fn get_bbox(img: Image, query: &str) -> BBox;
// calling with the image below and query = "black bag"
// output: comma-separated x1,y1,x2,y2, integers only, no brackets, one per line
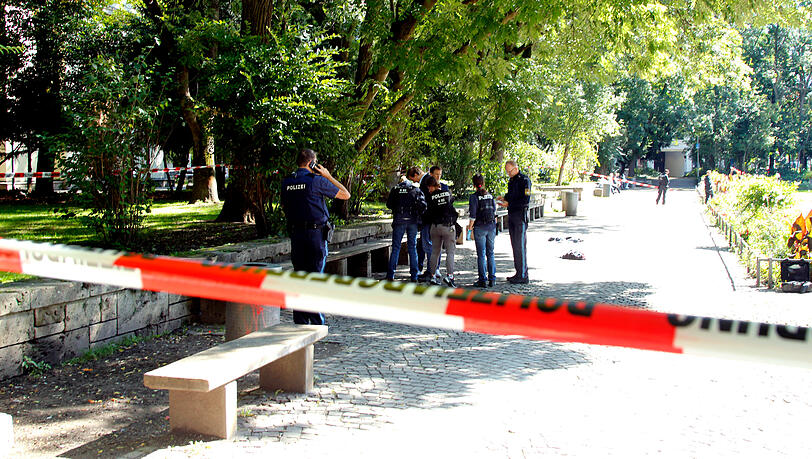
323,221,335,243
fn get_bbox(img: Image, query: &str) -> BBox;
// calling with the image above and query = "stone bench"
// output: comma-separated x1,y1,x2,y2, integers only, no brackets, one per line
493,197,546,231
144,324,328,439
537,185,584,201
278,239,391,277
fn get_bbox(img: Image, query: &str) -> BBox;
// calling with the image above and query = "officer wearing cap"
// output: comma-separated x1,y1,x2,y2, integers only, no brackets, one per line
385,167,427,282
281,148,350,324
497,160,532,284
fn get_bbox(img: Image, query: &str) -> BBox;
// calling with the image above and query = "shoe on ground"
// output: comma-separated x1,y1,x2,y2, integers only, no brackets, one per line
410,277,418,283
417,272,429,282
508,277,529,284
488,279,495,287
443,275,457,288
507,274,518,281
429,277,441,286
471,280,487,288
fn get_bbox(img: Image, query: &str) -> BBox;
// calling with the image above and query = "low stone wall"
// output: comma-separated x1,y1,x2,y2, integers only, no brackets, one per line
0,220,393,380
0,280,194,380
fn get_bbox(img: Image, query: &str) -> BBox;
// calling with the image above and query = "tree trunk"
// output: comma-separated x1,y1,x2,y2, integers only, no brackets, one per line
556,143,570,186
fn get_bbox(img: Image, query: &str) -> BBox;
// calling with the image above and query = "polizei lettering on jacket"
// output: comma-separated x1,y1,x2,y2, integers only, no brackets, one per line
286,183,307,191
432,190,451,204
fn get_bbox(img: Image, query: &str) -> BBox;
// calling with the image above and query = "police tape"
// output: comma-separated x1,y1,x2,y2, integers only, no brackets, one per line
0,165,230,180
1,237,810,368
148,164,230,174
588,172,657,189
730,166,745,175
1,172,61,179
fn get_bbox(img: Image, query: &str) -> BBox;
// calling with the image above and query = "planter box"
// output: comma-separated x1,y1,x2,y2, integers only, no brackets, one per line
780,259,810,282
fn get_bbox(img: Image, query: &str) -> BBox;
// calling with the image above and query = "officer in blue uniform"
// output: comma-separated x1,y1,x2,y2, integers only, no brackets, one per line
416,165,448,280
467,174,497,288
281,148,350,324
497,160,531,284
386,167,427,282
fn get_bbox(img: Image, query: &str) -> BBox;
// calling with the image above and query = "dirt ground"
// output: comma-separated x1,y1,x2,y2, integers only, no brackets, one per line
1,325,254,458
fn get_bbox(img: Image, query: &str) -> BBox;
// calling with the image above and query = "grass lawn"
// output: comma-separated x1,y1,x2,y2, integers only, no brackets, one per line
0,199,231,283
0,200,225,244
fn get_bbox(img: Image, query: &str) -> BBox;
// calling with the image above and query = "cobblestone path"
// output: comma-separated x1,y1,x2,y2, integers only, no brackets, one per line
143,188,812,458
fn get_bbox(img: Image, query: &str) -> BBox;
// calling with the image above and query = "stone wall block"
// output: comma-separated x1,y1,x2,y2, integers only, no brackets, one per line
0,343,32,380
86,283,121,297
168,293,188,305
100,294,116,322
0,288,30,316
117,290,168,335
0,312,34,348
169,300,194,321
90,320,117,343
36,327,90,363
28,280,88,309
34,322,65,339
65,296,102,331
34,304,65,327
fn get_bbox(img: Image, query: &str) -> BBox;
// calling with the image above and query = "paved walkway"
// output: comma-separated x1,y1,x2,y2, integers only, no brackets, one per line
144,187,812,458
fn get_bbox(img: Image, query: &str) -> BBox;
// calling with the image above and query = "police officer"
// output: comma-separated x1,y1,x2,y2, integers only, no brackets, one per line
497,160,531,284
424,175,457,287
467,174,497,288
416,165,448,280
386,167,427,282
281,148,350,324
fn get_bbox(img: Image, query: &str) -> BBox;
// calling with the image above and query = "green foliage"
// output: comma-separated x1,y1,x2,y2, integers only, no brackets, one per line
708,171,797,259
729,174,796,218
21,356,51,378
57,53,168,249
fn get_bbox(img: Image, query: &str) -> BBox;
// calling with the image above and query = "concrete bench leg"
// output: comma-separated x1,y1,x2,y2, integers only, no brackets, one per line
325,258,348,276
371,246,390,273
260,344,314,394
348,252,372,277
169,381,237,439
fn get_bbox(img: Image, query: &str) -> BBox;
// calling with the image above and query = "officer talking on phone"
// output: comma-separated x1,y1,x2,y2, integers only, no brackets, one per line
281,148,350,324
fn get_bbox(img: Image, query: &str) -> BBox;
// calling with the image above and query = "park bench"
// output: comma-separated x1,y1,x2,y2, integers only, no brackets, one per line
144,324,328,439
537,185,584,201
277,239,391,277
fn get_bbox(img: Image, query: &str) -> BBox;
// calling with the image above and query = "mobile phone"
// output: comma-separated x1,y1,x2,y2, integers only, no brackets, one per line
309,160,320,174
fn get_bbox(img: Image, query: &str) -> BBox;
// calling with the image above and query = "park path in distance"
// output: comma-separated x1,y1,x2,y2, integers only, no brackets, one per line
136,187,812,458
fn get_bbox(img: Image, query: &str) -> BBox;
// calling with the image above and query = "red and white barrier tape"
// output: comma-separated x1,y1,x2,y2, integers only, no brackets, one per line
730,166,745,175
1,165,230,179
148,164,230,174
1,172,61,179
588,172,657,189
0,238,810,368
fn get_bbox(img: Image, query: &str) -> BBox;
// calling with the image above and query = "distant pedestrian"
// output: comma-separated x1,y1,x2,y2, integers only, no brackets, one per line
385,167,427,282
703,173,713,204
468,174,497,288
281,148,350,325
656,169,670,205
497,160,532,284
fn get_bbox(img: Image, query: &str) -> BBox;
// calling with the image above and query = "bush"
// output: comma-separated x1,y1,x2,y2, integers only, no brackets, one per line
708,171,797,260
58,55,165,248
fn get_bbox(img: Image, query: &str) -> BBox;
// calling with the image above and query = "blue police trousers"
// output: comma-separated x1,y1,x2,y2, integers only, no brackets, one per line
508,210,529,279
290,227,327,325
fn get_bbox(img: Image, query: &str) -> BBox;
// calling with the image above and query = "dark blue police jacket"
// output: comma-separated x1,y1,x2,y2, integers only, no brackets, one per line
505,172,531,213
281,168,339,225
